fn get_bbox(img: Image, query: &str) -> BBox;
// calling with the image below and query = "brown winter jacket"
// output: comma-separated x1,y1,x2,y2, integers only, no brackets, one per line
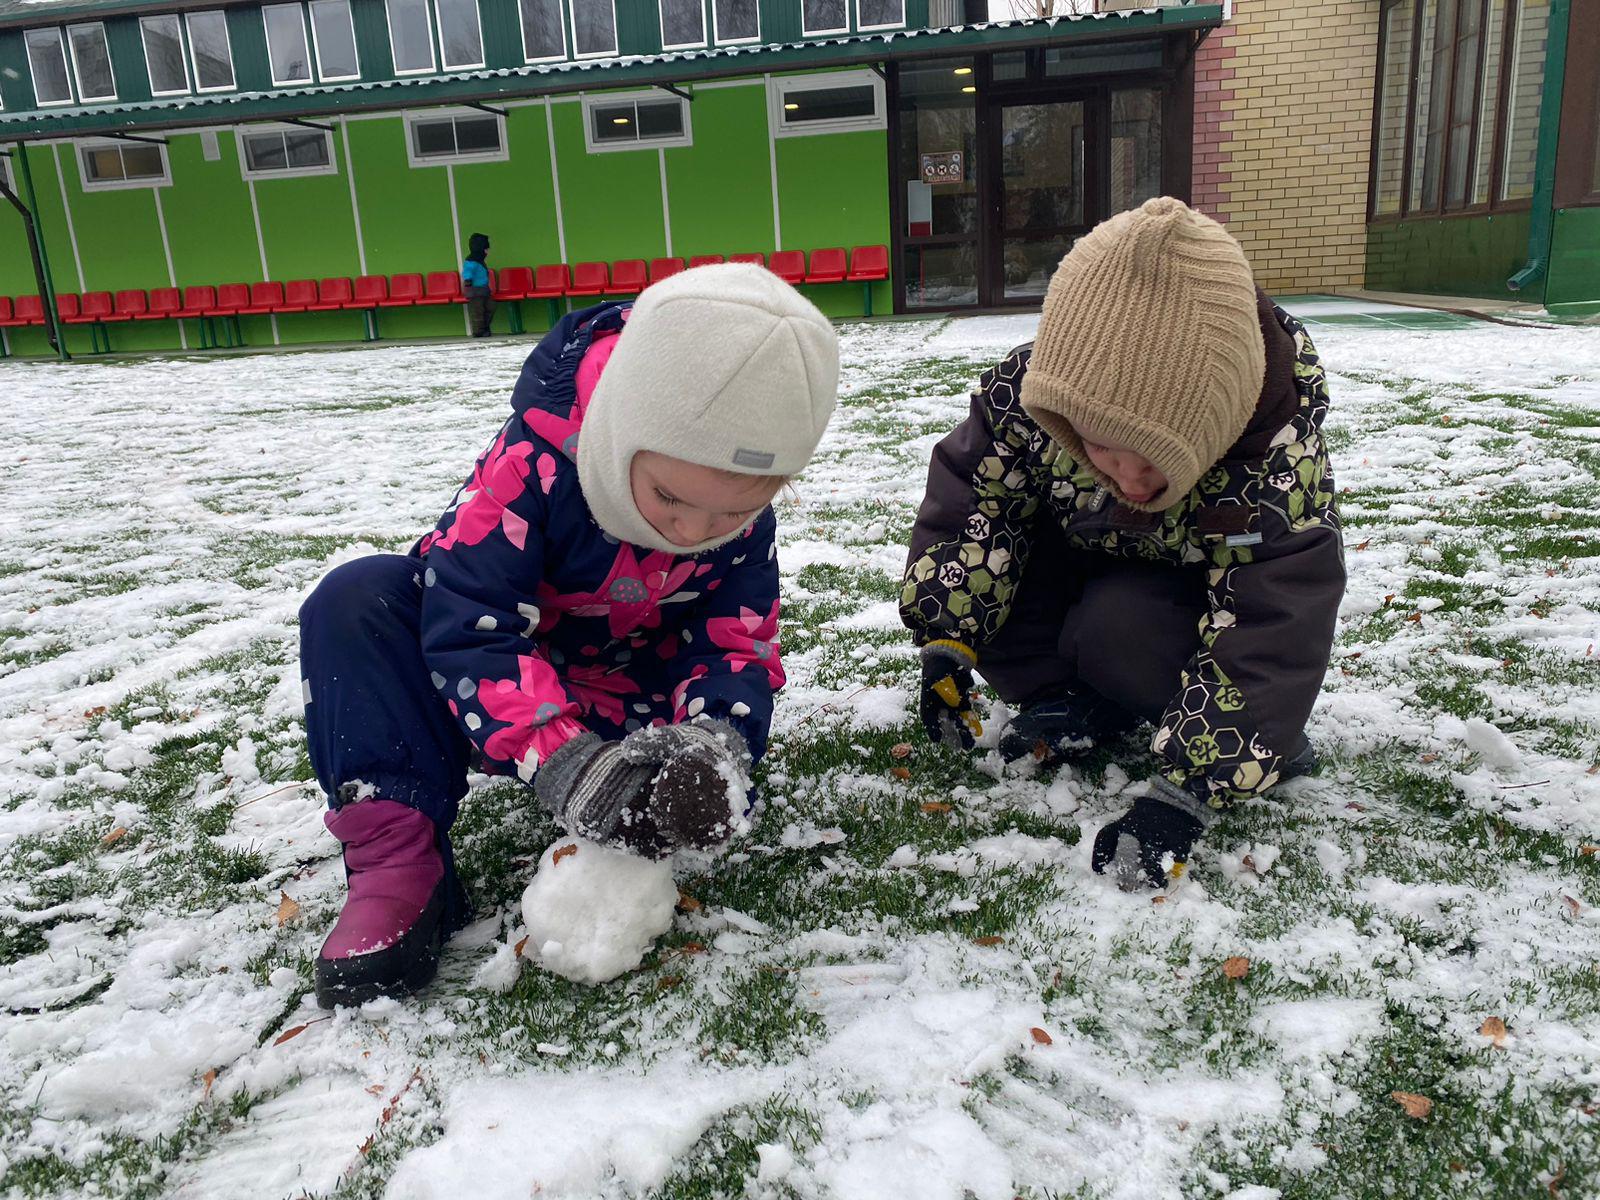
900,294,1345,809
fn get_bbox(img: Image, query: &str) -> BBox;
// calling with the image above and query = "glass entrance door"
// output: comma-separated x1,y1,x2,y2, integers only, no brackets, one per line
991,98,1090,302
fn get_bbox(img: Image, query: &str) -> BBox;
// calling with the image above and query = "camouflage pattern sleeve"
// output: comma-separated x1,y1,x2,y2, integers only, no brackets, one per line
901,347,1051,650
1152,323,1346,808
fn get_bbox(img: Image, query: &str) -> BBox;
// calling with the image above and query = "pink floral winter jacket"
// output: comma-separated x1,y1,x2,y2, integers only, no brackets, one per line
412,302,785,783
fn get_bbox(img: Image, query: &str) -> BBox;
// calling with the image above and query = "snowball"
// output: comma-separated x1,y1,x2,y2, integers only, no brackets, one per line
470,941,523,994
756,1142,795,1182
1462,718,1522,771
521,839,677,984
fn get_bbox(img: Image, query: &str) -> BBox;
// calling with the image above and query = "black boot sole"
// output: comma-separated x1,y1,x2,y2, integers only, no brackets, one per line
314,881,446,1009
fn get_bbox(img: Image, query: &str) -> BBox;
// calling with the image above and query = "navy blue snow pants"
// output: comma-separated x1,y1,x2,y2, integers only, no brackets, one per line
299,553,475,933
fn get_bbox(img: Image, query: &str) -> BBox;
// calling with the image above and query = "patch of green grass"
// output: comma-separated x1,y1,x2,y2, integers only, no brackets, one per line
649,1095,823,1199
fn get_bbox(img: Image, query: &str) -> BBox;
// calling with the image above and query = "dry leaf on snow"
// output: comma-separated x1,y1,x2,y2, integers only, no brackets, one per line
890,766,912,781
275,892,301,927
201,1069,216,1100
1029,1027,1053,1045
275,1023,310,1046
513,935,529,958
101,827,128,848
1562,895,1582,918
1392,1091,1433,1119
1222,956,1250,980
921,801,952,814
1479,1016,1508,1047
552,843,578,866
890,743,913,760
676,890,702,912
972,935,1004,947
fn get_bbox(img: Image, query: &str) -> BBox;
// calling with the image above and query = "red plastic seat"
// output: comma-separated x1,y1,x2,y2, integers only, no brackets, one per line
688,254,724,269
13,295,47,326
847,244,890,282
237,281,285,316
307,278,354,311
419,271,463,305
348,275,389,308
172,286,215,318
529,265,570,298
61,293,104,323
380,273,424,307
648,257,685,285
568,262,610,297
609,260,647,295
110,289,146,320
279,279,318,313
210,284,251,315
728,253,766,267
141,288,182,319
494,266,534,301
804,248,847,285
769,251,806,284
0,297,14,327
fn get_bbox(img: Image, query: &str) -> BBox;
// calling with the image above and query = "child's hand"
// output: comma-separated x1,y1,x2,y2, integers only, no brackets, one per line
919,641,983,751
1090,780,1215,890
623,722,752,854
534,734,668,858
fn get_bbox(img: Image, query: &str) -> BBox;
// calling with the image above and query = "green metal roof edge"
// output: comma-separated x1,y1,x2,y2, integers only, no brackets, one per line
0,0,259,31
0,8,1222,140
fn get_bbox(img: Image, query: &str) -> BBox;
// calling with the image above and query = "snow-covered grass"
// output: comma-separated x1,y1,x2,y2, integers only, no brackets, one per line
2,312,1599,1199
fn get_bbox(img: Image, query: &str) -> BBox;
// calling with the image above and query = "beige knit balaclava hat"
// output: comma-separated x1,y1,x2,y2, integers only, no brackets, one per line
1019,196,1265,512
578,262,839,555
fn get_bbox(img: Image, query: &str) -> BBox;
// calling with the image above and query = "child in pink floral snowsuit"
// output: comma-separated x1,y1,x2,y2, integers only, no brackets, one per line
299,264,839,1006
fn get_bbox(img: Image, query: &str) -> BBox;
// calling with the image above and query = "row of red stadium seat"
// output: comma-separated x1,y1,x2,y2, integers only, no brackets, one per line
0,246,891,352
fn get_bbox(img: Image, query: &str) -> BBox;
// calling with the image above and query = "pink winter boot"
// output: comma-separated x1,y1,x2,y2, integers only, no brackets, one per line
315,799,446,1008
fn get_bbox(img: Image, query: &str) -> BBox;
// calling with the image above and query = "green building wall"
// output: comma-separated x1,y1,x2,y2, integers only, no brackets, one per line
1546,206,1600,312
0,76,892,357
1363,212,1535,301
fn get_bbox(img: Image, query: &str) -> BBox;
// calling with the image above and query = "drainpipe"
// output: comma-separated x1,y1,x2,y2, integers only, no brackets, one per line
1,142,70,360
1506,0,1571,295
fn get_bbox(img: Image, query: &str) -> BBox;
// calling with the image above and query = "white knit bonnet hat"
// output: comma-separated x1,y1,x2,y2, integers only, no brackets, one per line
577,262,840,555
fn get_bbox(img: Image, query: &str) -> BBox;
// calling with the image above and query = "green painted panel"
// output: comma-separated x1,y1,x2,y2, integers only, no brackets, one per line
351,0,395,80
159,131,265,287
1364,212,1534,300
0,143,73,299
103,15,152,104
344,115,458,272
58,152,170,294
480,0,523,69
1546,207,1600,308
550,98,667,265
664,83,774,258
252,140,362,282
0,30,30,112
228,3,272,92
451,104,564,269
775,127,891,316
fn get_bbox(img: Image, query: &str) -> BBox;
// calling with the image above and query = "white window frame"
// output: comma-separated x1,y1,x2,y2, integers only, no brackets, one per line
67,22,118,102
800,0,849,38
404,108,509,166
386,0,438,75
515,0,567,63
435,0,486,69
139,15,191,97
308,0,362,81
25,28,75,107
237,123,339,180
262,3,315,85
658,0,707,51
711,0,760,45
581,90,693,153
77,140,172,191
854,0,904,33
185,10,237,93
570,0,619,59
766,70,886,138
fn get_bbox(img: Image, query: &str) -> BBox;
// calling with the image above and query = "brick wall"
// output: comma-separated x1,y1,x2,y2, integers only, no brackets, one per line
1191,0,1382,292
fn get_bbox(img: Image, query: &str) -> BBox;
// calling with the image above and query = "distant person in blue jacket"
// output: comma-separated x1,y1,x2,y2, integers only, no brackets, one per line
297,264,839,1007
463,231,494,337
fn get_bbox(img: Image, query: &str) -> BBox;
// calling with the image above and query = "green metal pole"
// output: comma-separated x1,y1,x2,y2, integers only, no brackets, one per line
1506,0,1571,296
10,142,70,361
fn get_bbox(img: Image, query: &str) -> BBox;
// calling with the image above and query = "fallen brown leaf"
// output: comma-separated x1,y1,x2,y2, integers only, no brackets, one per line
1580,846,1599,858
890,766,912,781
1420,753,1440,764
513,935,529,958
1354,539,1371,551
676,890,702,912
552,843,578,866
101,826,128,848
972,935,1004,946
275,892,301,927
890,742,913,760
1029,1027,1052,1045
1222,956,1250,980
1151,895,1167,905
365,1083,386,1096
657,974,683,990
1562,895,1582,918
920,801,952,814
679,941,707,955
83,706,108,719
1392,1091,1433,1119
201,1068,216,1099
274,1023,310,1046
1480,1016,1508,1047
1406,611,1423,623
